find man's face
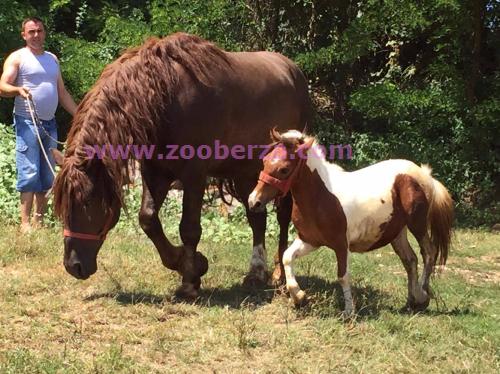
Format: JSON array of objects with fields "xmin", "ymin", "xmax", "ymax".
[{"xmin": 22, "ymin": 21, "xmax": 46, "ymax": 51}]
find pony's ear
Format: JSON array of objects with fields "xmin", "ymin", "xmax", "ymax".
[
  {"xmin": 50, "ymin": 148, "xmax": 64, "ymax": 166},
  {"xmin": 305, "ymin": 136, "xmax": 314, "ymax": 148},
  {"xmin": 270, "ymin": 127, "xmax": 282, "ymax": 142},
  {"xmin": 302, "ymin": 121, "xmax": 308, "ymax": 135},
  {"xmin": 296, "ymin": 136, "xmax": 315, "ymax": 153}
]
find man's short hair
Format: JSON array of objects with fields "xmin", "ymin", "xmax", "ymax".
[{"xmin": 21, "ymin": 17, "xmax": 45, "ymax": 32}]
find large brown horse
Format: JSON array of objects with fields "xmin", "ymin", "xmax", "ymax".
[{"xmin": 53, "ymin": 33, "xmax": 311, "ymax": 298}]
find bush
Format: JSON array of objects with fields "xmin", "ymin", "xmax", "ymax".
[{"xmin": 0, "ymin": 125, "xmax": 18, "ymax": 224}]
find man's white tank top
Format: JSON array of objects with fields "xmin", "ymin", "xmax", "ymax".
[{"xmin": 14, "ymin": 48, "xmax": 59, "ymax": 121}]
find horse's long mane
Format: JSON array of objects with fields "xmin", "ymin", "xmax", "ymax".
[{"xmin": 53, "ymin": 33, "xmax": 232, "ymax": 220}]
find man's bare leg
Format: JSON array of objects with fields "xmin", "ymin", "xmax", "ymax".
[
  {"xmin": 32, "ymin": 192, "xmax": 48, "ymax": 228},
  {"xmin": 20, "ymin": 192, "xmax": 34, "ymax": 233}
]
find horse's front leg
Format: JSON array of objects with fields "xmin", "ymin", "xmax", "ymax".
[
  {"xmin": 139, "ymin": 169, "xmax": 183, "ymax": 270},
  {"xmin": 272, "ymin": 193, "xmax": 293, "ymax": 287},
  {"xmin": 233, "ymin": 178, "xmax": 268, "ymax": 287},
  {"xmin": 175, "ymin": 175, "xmax": 209, "ymax": 300},
  {"xmin": 242, "ymin": 206, "xmax": 268, "ymax": 287},
  {"xmin": 283, "ymin": 238, "xmax": 317, "ymax": 305}
]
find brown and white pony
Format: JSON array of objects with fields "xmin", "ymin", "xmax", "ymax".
[{"xmin": 248, "ymin": 130, "xmax": 453, "ymax": 314}]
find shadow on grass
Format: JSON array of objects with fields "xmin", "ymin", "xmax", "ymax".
[
  {"xmin": 197, "ymin": 283, "xmax": 274, "ymax": 309},
  {"xmin": 193, "ymin": 275, "xmax": 392, "ymax": 317},
  {"xmin": 82, "ymin": 276, "xmax": 476, "ymax": 318},
  {"xmin": 292, "ymin": 275, "xmax": 389, "ymax": 320},
  {"xmin": 84, "ymin": 291, "xmax": 166, "ymax": 305}
]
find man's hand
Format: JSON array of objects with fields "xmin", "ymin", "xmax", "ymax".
[{"xmin": 18, "ymin": 86, "xmax": 31, "ymax": 99}]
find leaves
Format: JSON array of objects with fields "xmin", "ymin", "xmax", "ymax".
[{"xmin": 0, "ymin": 0, "xmax": 497, "ymax": 226}]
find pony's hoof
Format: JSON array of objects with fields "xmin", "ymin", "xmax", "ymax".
[
  {"xmin": 405, "ymin": 297, "xmax": 430, "ymax": 313},
  {"xmin": 175, "ymin": 283, "xmax": 199, "ymax": 301},
  {"xmin": 243, "ymin": 270, "xmax": 268, "ymax": 288},
  {"xmin": 271, "ymin": 267, "xmax": 285, "ymax": 287},
  {"xmin": 341, "ymin": 309, "xmax": 355, "ymax": 321},
  {"xmin": 194, "ymin": 252, "xmax": 209, "ymax": 278},
  {"xmin": 291, "ymin": 290, "xmax": 308, "ymax": 308}
]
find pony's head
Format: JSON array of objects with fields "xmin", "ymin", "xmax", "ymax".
[
  {"xmin": 53, "ymin": 152, "xmax": 122, "ymax": 280},
  {"xmin": 248, "ymin": 128, "xmax": 314, "ymax": 212}
]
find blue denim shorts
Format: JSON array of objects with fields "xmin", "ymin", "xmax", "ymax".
[{"xmin": 14, "ymin": 114, "xmax": 58, "ymax": 192}]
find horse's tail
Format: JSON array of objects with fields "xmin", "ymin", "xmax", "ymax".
[{"xmin": 421, "ymin": 165, "xmax": 454, "ymax": 266}]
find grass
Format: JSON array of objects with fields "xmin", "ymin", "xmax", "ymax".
[{"xmin": 0, "ymin": 225, "xmax": 498, "ymax": 373}]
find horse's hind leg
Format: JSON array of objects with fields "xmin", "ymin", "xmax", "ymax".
[
  {"xmin": 271, "ymin": 193, "xmax": 293, "ymax": 287},
  {"xmin": 233, "ymin": 178, "xmax": 269, "ymax": 287},
  {"xmin": 406, "ymin": 194, "xmax": 435, "ymax": 302},
  {"xmin": 415, "ymin": 232, "xmax": 437, "ymax": 296},
  {"xmin": 139, "ymin": 169, "xmax": 183, "ymax": 271},
  {"xmin": 391, "ymin": 227, "xmax": 429, "ymax": 311},
  {"xmin": 334, "ymin": 246, "xmax": 354, "ymax": 316}
]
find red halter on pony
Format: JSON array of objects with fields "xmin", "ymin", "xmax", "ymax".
[{"xmin": 258, "ymin": 135, "xmax": 310, "ymax": 197}]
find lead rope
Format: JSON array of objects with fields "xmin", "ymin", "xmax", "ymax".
[
  {"xmin": 26, "ymin": 97, "xmax": 57, "ymax": 178},
  {"xmin": 26, "ymin": 97, "xmax": 65, "ymax": 146}
]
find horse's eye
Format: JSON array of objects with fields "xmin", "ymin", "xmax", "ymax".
[{"xmin": 279, "ymin": 167, "xmax": 290, "ymax": 175}]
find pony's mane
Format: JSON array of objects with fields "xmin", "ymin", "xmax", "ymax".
[
  {"xmin": 54, "ymin": 33, "xmax": 232, "ymax": 220},
  {"xmin": 278, "ymin": 130, "xmax": 344, "ymax": 171}
]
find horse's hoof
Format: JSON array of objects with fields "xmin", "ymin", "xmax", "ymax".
[
  {"xmin": 291, "ymin": 290, "xmax": 308, "ymax": 308},
  {"xmin": 194, "ymin": 252, "xmax": 209, "ymax": 278},
  {"xmin": 162, "ymin": 245, "xmax": 184, "ymax": 271},
  {"xmin": 242, "ymin": 271, "xmax": 268, "ymax": 288},
  {"xmin": 271, "ymin": 268, "xmax": 285, "ymax": 287},
  {"xmin": 405, "ymin": 298, "xmax": 430, "ymax": 313},
  {"xmin": 175, "ymin": 283, "xmax": 199, "ymax": 301},
  {"xmin": 341, "ymin": 309, "xmax": 355, "ymax": 321}
]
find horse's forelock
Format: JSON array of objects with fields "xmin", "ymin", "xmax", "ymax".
[
  {"xmin": 53, "ymin": 160, "xmax": 93, "ymax": 220},
  {"xmin": 53, "ymin": 159, "xmax": 120, "ymax": 222}
]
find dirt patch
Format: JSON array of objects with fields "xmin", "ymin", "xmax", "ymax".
[{"xmin": 446, "ymin": 267, "xmax": 499, "ymax": 285}]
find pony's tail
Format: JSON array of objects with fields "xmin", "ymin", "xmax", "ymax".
[{"xmin": 421, "ymin": 165, "xmax": 454, "ymax": 266}]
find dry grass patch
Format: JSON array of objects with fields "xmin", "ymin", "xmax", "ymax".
[{"xmin": 0, "ymin": 226, "xmax": 498, "ymax": 373}]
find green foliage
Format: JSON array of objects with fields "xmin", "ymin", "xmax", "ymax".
[
  {"xmin": 0, "ymin": 125, "xmax": 18, "ymax": 224},
  {"xmin": 150, "ymin": 0, "xmax": 255, "ymax": 50},
  {"xmin": 0, "ymin": 0, "xmax": 497, "ymax": 227},
  {"xmin": 116, "ymin": 182, "xmax": 289, "ymax": 246},
  {"xmin": 98, "ymin": 11, "xmax": 152, "ymax": 57},
  {"xmin": 53, "ymin": 36, "xmax": 108, "ymax": 100}
]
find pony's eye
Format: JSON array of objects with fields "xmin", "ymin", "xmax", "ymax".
[{"xmin": 279, "ymin": 167, "xmax": 290, "ymax": 175}]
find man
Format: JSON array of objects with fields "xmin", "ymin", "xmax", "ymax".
[{"xmin": 0, "ymin": 17, "xmax": 77, "ymax": 233}]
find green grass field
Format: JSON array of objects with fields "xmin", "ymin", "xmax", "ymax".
[{"xmin": 0, "ymin": 225, "xmax": 498, "ymax": 373}]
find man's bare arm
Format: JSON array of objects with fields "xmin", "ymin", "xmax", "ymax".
[
  {"xmin": 0, "ymin": 52, "xmax": 30, "ymax": 98},
  {"xmin": 56, "ymin": 66, "xmax": 77, "ymax": 116}
]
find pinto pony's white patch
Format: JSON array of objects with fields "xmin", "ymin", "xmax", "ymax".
[{"xmin": 305, "ymin": 153, "xmax": 433, "ymax": 251}]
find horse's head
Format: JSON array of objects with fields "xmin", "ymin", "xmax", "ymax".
[
  {"xmin": 52, "ymin": 149, "xmax": 122, "ymax": 279},
  {"xmin": 249, "ymin": 128, "xmax": 314, "ymax": 212}
]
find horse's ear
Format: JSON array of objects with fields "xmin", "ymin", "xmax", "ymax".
[
  {"xmin": 270, "ymin": 127, "xmax": 282, "ymax": 142},
  {"xmin": 305, "ymin": 136, "xmax": 315, "ymax": 149},
  {"xmin": 298, "ymin": 136, "xmax": 315, "ymax": 151},
  {"xmin": 50, "ymin": 148, "xmax": 64, "ymax": 166},
  {"xmin": 302, "ymin": 122, "xmax": 308, "ymax": 135}
]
